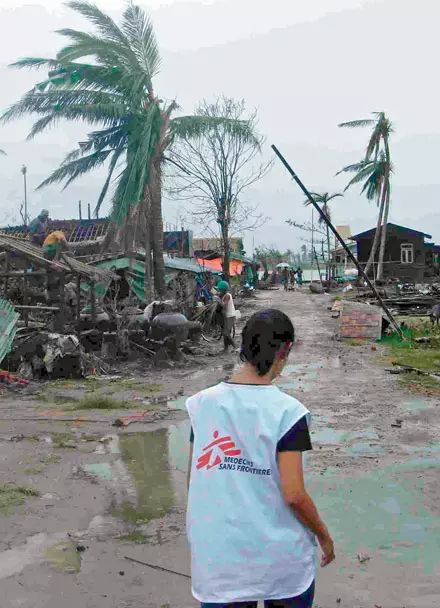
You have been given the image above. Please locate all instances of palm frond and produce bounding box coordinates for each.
[336,160,375,176]
[56,29,131,66]
[9,57,61,71]
[0,149,6,156]
[66,1,130,47]
[112,104,161,223]
[26,114,60,140]
[94,144,126,216]
[339,119,375,129]
[37,149,112,190]
[122,3,161,85]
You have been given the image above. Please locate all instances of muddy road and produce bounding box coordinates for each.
[0,289,439,608]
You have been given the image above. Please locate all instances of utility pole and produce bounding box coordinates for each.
[21,165,28,225]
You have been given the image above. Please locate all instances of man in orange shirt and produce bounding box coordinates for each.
[43,231,68,261]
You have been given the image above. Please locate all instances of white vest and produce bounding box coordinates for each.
[222,293,236,318]
[186,382,316,603]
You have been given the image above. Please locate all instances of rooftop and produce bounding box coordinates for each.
[350,223,432,241]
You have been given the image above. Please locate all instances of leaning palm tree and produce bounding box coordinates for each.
[1,1,257,296]
[339,113,393,280]
[304,192,343,279]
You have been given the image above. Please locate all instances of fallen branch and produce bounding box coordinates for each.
[391,362,440,381]
[124,556,191,579]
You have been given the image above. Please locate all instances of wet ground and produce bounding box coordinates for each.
[0,289,439,607]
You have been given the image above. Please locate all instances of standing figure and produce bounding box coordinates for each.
[28,209,50,246]
[217,281,236,353]
[297,267,303,286]
[186,310,335,608]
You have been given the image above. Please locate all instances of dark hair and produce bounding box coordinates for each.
[240,309,295,376]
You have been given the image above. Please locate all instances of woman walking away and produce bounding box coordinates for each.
[186,309,334,607]
[217,281,236,353]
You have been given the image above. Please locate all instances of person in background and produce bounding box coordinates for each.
[43,230,68,261]
[28,209,50,246]
[216,280,236,353]
[290,267,297,290]
[297,267,303,286]
[282,267,289,291]
[186,309,335,608]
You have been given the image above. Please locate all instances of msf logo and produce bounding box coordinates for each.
[196,431,242,470]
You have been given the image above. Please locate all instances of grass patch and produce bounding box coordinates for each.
[81,434,102,443]
[118,530,147,543]
[41,453,62,465]
[398,371,440,396]
[51,431,77,449]
[23,467,44,475]
[344,338,366,346]
[76,394,135,410]
[113,380,164,393]
[0,484,40,515]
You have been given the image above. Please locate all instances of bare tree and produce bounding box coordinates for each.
[167,97,272,281]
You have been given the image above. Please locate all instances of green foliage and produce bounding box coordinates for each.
[2,1,254,224]
[0,484,40,515]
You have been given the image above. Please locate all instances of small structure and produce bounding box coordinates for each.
[339,301,382,341]
[0,235,118,331]
[193,236,245,258]
[350,223,433,282]
[331,225,358,277]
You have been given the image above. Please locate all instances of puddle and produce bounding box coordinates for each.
[83,462,114,480]
[115,421,190,524]
[44,541,81,573]
[0,532,67,580]
[169,396,188,411]
[400,399,433,412]
[277,361,324,392]
[311,462,440,572]
[311,427,378,445]
[345,442,385,456]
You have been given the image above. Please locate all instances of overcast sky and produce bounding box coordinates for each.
[0,0,439,254]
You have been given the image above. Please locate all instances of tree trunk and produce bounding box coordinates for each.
[222,220,230,284]
[376,185,390,281]
[141,185,153,301]
[149,162,166,298]
[326,224,332,279]
[376,139,391,282]
[364,192,385,278]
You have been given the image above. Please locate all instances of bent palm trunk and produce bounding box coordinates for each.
[376,185,390,281]
[364,190,385,278]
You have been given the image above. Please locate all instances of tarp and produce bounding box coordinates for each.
[196,257,244,277]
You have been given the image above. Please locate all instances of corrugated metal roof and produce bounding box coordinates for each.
[0,299,19,364]
[95,255,221,275]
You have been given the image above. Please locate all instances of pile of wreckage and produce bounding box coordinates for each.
[0,232,232,381]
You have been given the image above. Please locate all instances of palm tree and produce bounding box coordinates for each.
[304,192,343,279]
[338,113,393,280]
[1,1,256,297]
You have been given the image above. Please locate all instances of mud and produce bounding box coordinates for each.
[0,289,439,607]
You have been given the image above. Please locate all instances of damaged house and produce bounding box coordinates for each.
[350,223,438,282]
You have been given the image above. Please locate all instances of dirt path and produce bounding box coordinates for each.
[0,289,439,608]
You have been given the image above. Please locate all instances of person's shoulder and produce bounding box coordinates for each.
[186,382,227,406]
[275,388,309,417]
